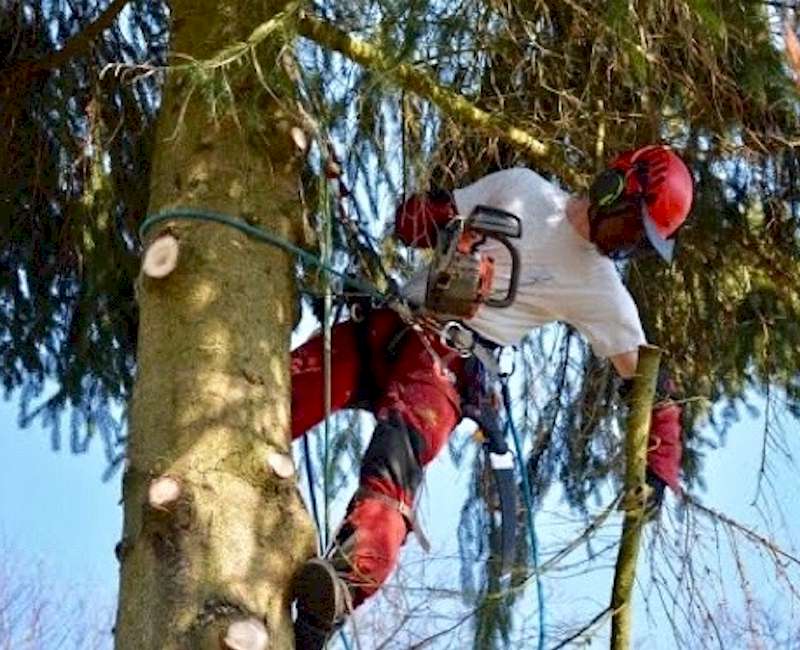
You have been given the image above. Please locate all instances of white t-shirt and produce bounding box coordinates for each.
[402,168,646,358]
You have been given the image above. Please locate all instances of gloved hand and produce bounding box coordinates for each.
[647,374,682,491]
[394,189,457,249]
[644,469,667,520]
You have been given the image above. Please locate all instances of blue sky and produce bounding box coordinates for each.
[1,388,799,649]
[0,398,121,598]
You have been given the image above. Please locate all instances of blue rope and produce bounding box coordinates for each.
[338,629,353,650]
[139,208,388,302]
[501,378,546,650]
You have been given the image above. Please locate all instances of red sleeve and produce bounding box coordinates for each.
[394,191,456,249]
[647,402,682,492]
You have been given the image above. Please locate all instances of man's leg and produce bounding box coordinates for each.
[290,320,362,439]
[292,310,416,647]
[290,308,405,438]
[294,325,465,645]
[335,336,466,597]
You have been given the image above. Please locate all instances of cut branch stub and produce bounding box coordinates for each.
[222,618,269,650]
[324,159,341,179]
[266,451,295,479]
[148,475,182,511]
[142,234,180,279]
[114,537,132,562]
[290,126,308,152]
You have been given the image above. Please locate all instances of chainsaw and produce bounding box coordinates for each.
[425,205,522,318]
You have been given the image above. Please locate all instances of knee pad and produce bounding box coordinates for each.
[360,414,426,495]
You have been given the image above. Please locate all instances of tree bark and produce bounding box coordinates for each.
[114,2,315,648]
[609,345,661,650]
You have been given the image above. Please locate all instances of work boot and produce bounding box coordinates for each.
[293,558,349,650]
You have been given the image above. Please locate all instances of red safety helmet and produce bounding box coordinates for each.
[590,145,693,261]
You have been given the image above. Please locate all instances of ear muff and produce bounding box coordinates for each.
[589,167,655,260]
[589,169,626,210]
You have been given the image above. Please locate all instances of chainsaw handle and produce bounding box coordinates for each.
[484,235,520,308]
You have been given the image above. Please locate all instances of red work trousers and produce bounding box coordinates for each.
[291,308,466,606]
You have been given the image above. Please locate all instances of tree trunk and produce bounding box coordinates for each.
[114,2,315,649]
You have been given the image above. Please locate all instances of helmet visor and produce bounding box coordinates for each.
[641,204,676,262]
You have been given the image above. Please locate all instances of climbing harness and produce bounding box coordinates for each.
[440,320,502,377]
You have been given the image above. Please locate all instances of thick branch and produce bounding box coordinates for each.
[294,14,578,185]
[41,0,129,70]
[609,345,662,650]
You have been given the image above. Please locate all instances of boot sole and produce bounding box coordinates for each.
[294,558,344,632]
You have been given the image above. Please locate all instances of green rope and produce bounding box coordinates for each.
[501,376,546,650]
[139,208,388,303]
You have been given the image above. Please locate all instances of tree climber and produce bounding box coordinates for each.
[290,144,692,648]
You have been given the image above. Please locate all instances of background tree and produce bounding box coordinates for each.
[0,539,114,649]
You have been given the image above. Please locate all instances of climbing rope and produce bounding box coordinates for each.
[302,435,324,547]
[320,168,334,550]
[139,208,388,303]
[500,373,546,650]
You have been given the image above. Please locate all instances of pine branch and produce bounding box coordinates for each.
[550,607,611,650]
[293,13,579,186]
[173,7,577,182]
[686,495,800,568]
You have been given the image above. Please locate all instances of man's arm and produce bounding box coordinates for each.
[394,189,457,248]
[610,349,639,379]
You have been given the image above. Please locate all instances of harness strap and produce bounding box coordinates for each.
[354,487,431,553]
[439,320,502,378]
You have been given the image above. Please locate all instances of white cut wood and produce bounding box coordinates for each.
[147,475,181,510]
[266,451,295,479]
[290,126,308,152]
[142,235,179,279]
[223,619,269,650]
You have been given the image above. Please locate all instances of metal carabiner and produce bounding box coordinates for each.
[497,346,517,380]
[440,320,475,358]
[350,301,365,323]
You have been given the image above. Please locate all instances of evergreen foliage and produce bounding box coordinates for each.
[3,0,800,645]
[1,0,168,467]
